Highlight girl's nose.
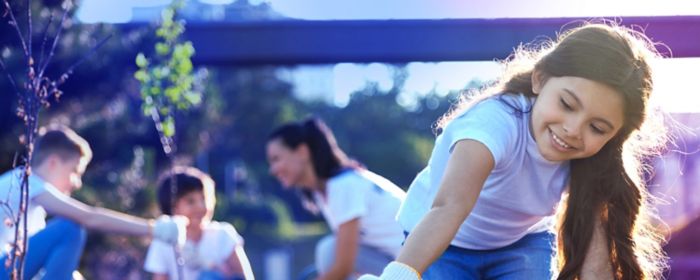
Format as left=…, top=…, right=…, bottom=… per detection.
left=563, top=119, right=583, bottom=139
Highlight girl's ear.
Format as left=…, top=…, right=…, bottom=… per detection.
left=531, top=69, right=545, bottom=95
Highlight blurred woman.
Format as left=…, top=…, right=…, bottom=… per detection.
left=266, top=117, right=406, bottom=280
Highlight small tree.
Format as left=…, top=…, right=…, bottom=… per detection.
left=0, top=0, right=110, bottom=279
left=135, top=0, right=202, bottom=158
left=134, top=1, right=204, bottom=279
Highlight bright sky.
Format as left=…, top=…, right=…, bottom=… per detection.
left=77, top=0, right=700, bottom=22
left=282, top=58, right=700, bottom=113
left=280, top=62, right=502, bottom=108
left=76, top=0, right=700, bottom=112
left=267, top=0, right=700, bottom=20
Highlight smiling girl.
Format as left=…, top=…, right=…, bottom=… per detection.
left=361, top=23, right=668, bottom=280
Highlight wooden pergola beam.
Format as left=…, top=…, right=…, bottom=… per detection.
left=174, top=16, right=700, bottom=65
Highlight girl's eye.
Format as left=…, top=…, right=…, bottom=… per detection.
left=590, top=124, right=605, bottom=134
left=560, top=98, right=573, bottom=111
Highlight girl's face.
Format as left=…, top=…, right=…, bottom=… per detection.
left=530, top=74, right=625, bottom=162
left=266, top=138, right=310, bottom=189
left=173, top=191, right=211, bottom=227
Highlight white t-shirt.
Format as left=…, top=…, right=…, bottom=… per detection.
left=397, top=94, right=570, bottom=250
left=144, top=221, right=244, bottom=279
left=313, top=169, right=406, bottom=258
left=0, top=168, right=63, bottom=254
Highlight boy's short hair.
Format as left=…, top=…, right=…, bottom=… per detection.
left=157, top=166, right=216, bottom=215
left=31, top=125, right=92, bottom=170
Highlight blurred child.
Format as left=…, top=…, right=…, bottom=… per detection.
left=145, top=166, right=254, bottom=280
left=0, top=125, right=185, bottom=280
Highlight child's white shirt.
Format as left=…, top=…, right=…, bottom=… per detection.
left=0, top=168, right=65, bottom=254
left=144, top=221, right=243, bottom=279
left=313, top=169, right=406, bottom=258
left=397, top=94, right=570, bottom=250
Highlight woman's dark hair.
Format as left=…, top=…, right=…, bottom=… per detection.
left=268, top=117, right=353, bottom=213
left=268, top=117, right=351, bottom=180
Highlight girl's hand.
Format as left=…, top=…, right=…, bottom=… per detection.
left=358, top=262, right=421, bottom=280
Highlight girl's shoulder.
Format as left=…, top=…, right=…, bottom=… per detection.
left=328, top=168, right=366, bottom=186
left=205, top=221, right=237, bottom=233
left=448, top=93, right=532, bottom=129
left=205, top=221, right=243, bottom=242
left=328, top=168, right=384, bottom=192
left=474, top=93, right=532, bottom=115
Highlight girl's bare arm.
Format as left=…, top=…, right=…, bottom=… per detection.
left=396, top=139, right=494, bottom=273
left=317, top=218, right=361, bottom=280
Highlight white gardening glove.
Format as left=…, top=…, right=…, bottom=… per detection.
left=152, top=215, right=188, bottom=247
left=358, top=261, right=421, bottom=280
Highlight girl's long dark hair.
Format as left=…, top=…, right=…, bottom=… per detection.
left=268, top=117, right=352, bottom=212
left=438, top=23, right=667, bottom=279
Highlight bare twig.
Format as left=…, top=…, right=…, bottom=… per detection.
left=37, top=4, right=69, bottom=79
left=2, top=0, right=29, bottom=58
left=58, top=33, right=112, bottom=83
left=27, top=0, right=32, bottom=60
left=0, top=57, right=20, bottom=94
left=37, top=12, right=54, bottom=69
left=13, top=118, right=37, bottom=279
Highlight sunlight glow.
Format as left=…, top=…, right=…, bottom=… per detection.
left=652, top=58, right=700, bottom=113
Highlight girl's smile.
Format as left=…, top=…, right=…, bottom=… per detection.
left=530, top=74, right=625, bottom=162
left=549, top=127, right=574, bottom=151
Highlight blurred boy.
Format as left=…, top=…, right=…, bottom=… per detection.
left=0, top=126, right=185, bottom=280
left=145, top=166, right=254, bottom=280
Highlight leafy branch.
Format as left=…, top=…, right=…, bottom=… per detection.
left=135, top=0, right=202, bottom=157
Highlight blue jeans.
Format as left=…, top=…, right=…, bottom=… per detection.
left=0, top=218, right=87, bottom=280
left=423, top=231, right=555, bottom=280
left=198, top=270, right=244, bottom=280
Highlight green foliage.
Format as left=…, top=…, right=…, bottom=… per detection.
left=134, top=0, right=200, bottom=138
